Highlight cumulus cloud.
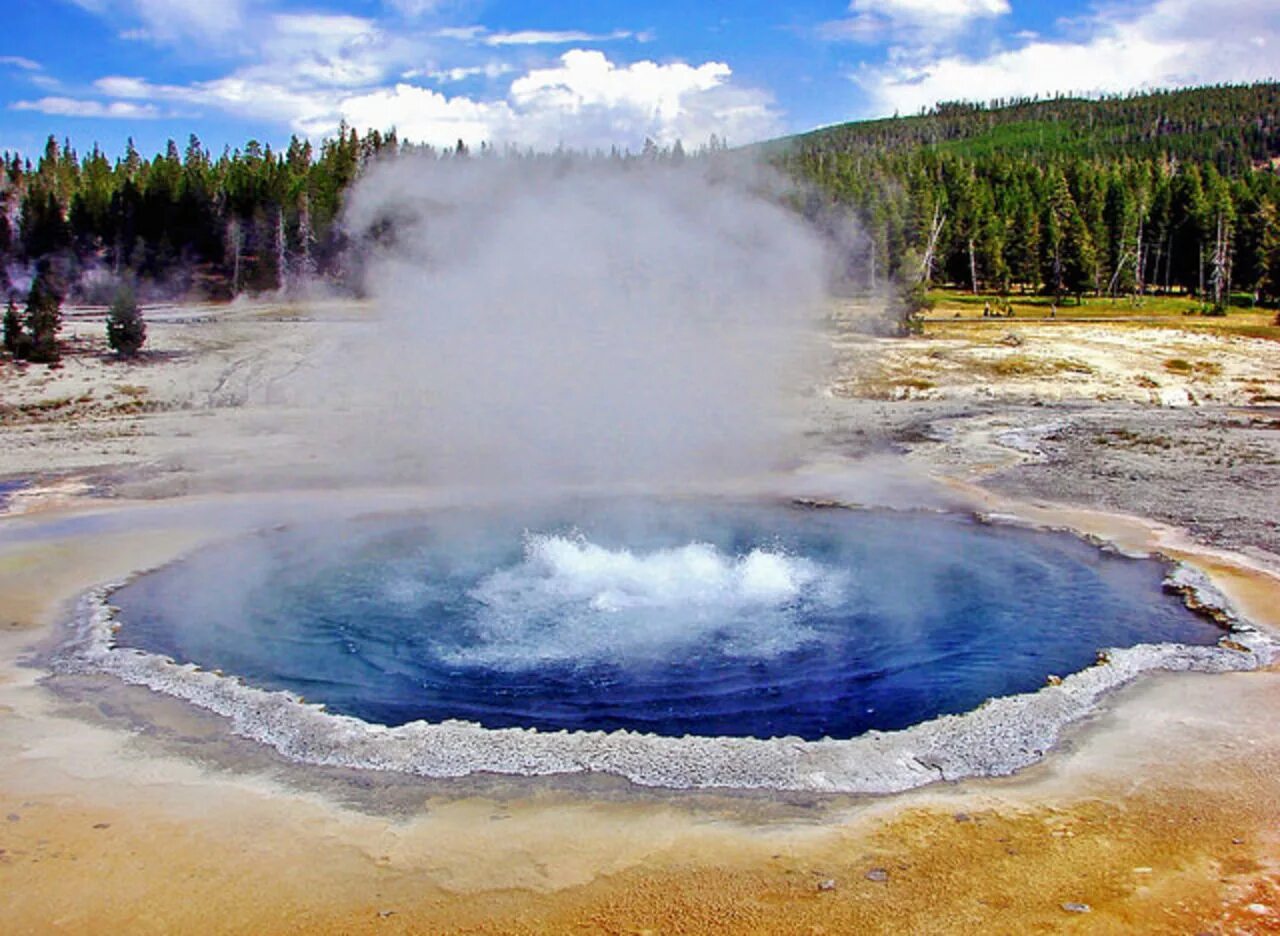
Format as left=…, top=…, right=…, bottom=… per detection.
left=98, top=48, right=779, bottom=150
left=855, top=0, right=1279, bottom=116
left=343, top=50, right=778, bottom=149
left=340, top=85, right=498, bottom=145
left=46, top=0, right=755, bottom=150
left=65, top=0, right=752, bottom=149
left=503, top=50, right=775, bottom=147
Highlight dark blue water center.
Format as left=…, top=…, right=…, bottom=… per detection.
left=111, top=501, right=1221, bottom=741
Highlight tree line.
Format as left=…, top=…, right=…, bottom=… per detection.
left=0, top=128, right=720, bottom=307
left=2, top=82, right=1279, bottom=362
left=0, top=126, right=715, bottom=362
left=0, top=127, right=387, bottom=305
left=773, top=83, right=1280, bottom=323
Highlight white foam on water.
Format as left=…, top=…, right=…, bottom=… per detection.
left=447, top=534, right=847, bottom=668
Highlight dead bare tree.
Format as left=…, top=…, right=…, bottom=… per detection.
left=1211, top=211, right=1231, bottom=311
left=225, top=217, right=243, bottom=296
left=920, top=203, right=945, bottom=287
left=968, top=237, right=979, bottom=295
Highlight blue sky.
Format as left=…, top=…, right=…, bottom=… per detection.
left=2, top=0, right=1277, bottom=157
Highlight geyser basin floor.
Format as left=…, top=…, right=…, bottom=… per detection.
left=5, top=491, right=1280, bottom=934
left=54, top=498, right=1275, bottom=793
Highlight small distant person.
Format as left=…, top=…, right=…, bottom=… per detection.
left=983, top=301, right=991, bottom=318
left=1049, top=304, right=1056, bottom=319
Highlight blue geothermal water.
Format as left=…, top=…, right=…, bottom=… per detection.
left=110, top=501, right=1222, bottom=741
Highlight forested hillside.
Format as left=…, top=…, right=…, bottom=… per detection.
left=776, top=83, right=1280, bottom=310
left=0, top=129, right=717, bottom=305
left=2, top=82, right=1279, bottom=312
left=0, top=127, right=404, bottom=303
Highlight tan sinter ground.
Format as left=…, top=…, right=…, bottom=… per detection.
left=1, top=298, right=1278, bottom=934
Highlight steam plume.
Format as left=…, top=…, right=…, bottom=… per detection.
left=286, top=155, right=833, bottom=492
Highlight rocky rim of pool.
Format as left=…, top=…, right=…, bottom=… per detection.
left=43, top=501, right=1280, bottom=795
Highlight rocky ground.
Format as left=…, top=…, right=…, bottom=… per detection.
left=811, top=303, right=1280, bottom=565
left=0, top=299, right=363, bottom=504
left=982, top=406, right=1280, bottom=558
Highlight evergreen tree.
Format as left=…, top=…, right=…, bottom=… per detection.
left=24, top=266, right=63, bottom=364
left=106, top=281, right=146, bottom=356
left=1003, top=180, right=1042, bottom=292
left=892, top=247, right=933, bottom=335
left=1103, top=174, right=1138, bottom=295
left=1255, top=199, right=1280, bottom=303
left=3, top=295, right=27, bottom=357
left=0, top=209, right=10, bottom=295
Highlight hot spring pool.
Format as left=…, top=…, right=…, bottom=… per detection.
left=106, top=500, right=1224, bottom=744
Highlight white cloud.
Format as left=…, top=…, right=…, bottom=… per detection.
left=433, top=25, right=485, bottom=41
left=272, top=12, right=375, bottom=39
left=384, top=0, right=442, bottom=18
left=254, top=13, right=388, bottom=89
left=12, top=96, right=160, bottom=119
left=508, top=49, right=778, bottom=148
left=340, top=85, right=504, bottom=145
left=485, top=29, right=636, bottom=47
left=431, top=26, right=641, bottom=47
left=345, top=50, right=779, bottom=150
left=91, top=0, right=251, bottom=44
left=0, top=54, right=59, bottom=91
left=823, top=0, right=1009, bottom=43
left=97, top=74, right=338, bottom=131
left=510, top=50, right=724, bottom=130
left=855, top=0, right=1280, bottom=116
left=860, top=0, right=1008, bottom=20
left=99, top=48, right=778, bottom=150
left=97, top=11, right=413, bottom=129
left=405, top=62, right=516, bottom=84
left=66, top=0, right=766, bottom=151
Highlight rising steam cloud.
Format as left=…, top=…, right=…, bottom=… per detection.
left=293, top=156, right=832, bottom=493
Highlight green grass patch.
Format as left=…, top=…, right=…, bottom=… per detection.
left=1164, top=358, right=1223, bottom=376
left=922, top=288, right=1280, bottom=341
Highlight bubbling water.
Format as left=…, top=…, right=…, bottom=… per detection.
left=452, top=534, right=846, bottom=669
